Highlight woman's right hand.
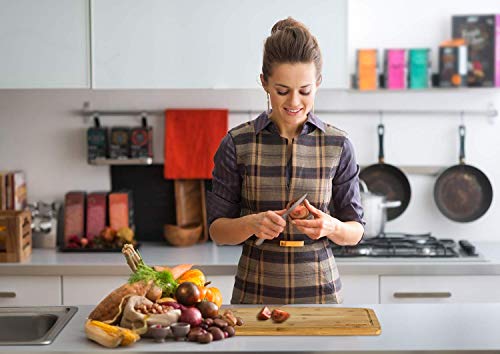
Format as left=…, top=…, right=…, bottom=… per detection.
left=248, top=209, right=287, bottom=242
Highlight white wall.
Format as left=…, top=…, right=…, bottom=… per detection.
left=1, top=88, right=499, bottom=241
left=1, top=0, right=500, bottom=241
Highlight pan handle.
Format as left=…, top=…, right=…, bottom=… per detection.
left=459, top=124, right=466, bottom=165
left=378, top=124, right=385, bottom=163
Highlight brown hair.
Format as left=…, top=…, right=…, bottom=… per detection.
left=262, top=17, right=323, bottom=83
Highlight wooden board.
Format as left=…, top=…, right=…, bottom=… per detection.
left=229, top=307, right=381, bottom=336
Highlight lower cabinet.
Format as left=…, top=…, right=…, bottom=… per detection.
left=380, top=275, right=500, bottom=303
left=60, top=274, right=500, bottom=306
left=340, top=275, right=379, bottom=304
left=0, top=276, right=61, bottom=306
left=63, top=276, right=129, bottom=305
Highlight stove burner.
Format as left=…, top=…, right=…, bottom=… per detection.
left=331, top=232, right=477, bottom=258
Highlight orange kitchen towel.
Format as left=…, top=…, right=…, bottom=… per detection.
left=164, top=109, right=228, bottom=179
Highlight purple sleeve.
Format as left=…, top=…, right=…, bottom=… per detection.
left=207, top=133, right=242, bottom=227
left=329, top=137, right=365, bottom=225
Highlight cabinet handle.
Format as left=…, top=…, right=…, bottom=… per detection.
left=0, top=291, right=16, bottom=298
left=393, top=292, right=452, bottom=299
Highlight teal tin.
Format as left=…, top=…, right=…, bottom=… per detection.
left=408, top=49, right=431, bottom=89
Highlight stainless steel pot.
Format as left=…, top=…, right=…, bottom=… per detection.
left=360, top=180, right=401, bottom=238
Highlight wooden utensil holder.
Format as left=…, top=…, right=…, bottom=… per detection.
left=0, top=210, right=32, bottom=262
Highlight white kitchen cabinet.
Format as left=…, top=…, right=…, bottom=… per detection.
left=63, top=276, right=129, bottom=306
left=340, top=275, right=379, bottom=304
left=0, top=0, right=90, bottom=88
left=92, top=0, right=347, bottom=89
left=380, top=275, right=500, bottom=304
left=0, top=276, right=61, bottom=306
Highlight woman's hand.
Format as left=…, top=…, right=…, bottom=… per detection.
left=291, top=200, right=340, bottom=240
left=249, top=209, right=287, bottom=242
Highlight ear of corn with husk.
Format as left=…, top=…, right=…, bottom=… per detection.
left=85, top=320, right=140, bottom=348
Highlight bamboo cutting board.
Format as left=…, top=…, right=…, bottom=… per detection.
left=229, top=307, right=381, bottom=336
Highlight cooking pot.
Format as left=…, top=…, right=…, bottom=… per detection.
left=360, top=180, right=401, bottom=238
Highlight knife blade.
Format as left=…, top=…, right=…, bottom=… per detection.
left=255, top=193, right=308, bottom=246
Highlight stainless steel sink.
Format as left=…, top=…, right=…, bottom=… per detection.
left=0, top=306, right=77, bottom=345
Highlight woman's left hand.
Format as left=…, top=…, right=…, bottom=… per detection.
left=291, top=199, right=340, bottom=240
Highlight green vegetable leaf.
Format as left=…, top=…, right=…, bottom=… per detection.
left=128, top=263, right=178, bottom=297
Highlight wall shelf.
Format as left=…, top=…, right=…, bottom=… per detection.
left=88, top=158, right=153, bottom=166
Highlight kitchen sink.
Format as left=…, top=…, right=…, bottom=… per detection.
left=0, top=306, right=77, bottom=345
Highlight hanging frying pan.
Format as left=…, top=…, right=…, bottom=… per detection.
left=359, top=124, right=411, bottom=221
left=434, top=125, right=493, bottom=222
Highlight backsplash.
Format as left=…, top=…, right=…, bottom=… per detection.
left=0, top=89, right=499, bottom=241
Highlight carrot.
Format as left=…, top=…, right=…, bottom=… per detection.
left=153, top=263, right=193, bottom=280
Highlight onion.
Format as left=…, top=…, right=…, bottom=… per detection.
left=146, top=285, right=163, bottom=302
left=179, top=307, right=203, bottom=327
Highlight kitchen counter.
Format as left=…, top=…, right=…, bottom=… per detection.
left=1, top=241, right=500, bottom=276
left=1, top=303, right=500, bottom=353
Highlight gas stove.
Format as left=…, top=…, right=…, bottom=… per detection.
left=331, top=232, right=479, bottom=258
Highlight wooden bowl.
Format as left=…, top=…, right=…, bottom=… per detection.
left=163, top=224, right=202, bottom=247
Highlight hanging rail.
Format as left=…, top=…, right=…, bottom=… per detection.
left=79, top=101, right=497, bottom=120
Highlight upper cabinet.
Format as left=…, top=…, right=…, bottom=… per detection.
left=0, top=0, right=90, bottom=89
left=92, top=0, right=348, bottom=89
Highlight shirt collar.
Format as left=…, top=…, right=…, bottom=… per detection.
left=254, top=111, right=325, bottom=135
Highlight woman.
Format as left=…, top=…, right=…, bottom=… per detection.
left=207, top=17, right=364, bottom=304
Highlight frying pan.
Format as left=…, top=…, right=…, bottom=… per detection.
left=359, top=124, right=411, bottom=221
left=434, top=125, right=493, bottom=222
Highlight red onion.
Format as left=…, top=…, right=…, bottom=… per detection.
left=180, top=307, right=203, bottom=327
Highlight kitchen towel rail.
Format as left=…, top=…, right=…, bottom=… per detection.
left=78, top=102, right=497, bottom=121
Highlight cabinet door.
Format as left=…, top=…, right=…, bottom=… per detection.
left=63, top=276, right=129, bottom=305
left=380, top=275, right=500, bottom=303
left=0, top=276, right=61, bottom=306
left=340, top=275, right=379, bottom=304
left=0, top=0, right=90, bottom=88
left=93, top=0, right=347, bottom=89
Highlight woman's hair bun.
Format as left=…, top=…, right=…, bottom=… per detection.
left=262, top=16, right=322, bottom=82
left=271, top=16, right=308, bottom=34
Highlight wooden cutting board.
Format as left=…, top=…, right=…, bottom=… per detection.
left=229, top=307, right=381, bottom=336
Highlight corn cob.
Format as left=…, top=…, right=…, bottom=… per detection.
left=85, top=320, right=140, bottom=347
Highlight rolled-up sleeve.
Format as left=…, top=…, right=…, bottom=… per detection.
left=329, top=137, right=365, bottom=226
left=207, top=133, right=242, bottom=227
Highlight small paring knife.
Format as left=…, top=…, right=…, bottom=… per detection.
left=255, top=193, right=308, bottom=246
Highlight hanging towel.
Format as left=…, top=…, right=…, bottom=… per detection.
left=164, top=109, right=228, bottom=179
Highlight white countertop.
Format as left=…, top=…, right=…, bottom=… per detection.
left=1, top=303, right=500, bottom=353
left=1, top=241, right=500, bottom=276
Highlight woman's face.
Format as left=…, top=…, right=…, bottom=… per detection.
left=261, top=62, right=320, bottom=125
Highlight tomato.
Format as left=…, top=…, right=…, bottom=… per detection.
left=204, top=287, right=223, bottom=308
